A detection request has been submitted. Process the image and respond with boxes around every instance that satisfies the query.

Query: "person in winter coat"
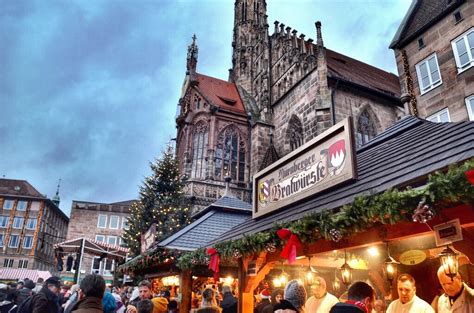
[29,276,61,313]
[71,274,105,313]
[329,281,375,313]
[274,280,307,313]
[220,286,237,313]
[254,289,271,313]
[17,279,35,306]
[63,284,80,313]
[0,288,18,313]
[103,292,117,313]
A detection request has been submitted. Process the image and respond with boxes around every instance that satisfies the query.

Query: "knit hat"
[44,276,61,288]
[260,289,271,299]
[284,280,307,310]
[152,297,169,313]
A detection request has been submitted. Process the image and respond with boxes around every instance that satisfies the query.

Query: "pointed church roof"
[326,49,401,99]
[194,73,247,115]
[259,143,279,171]
[389,0,464,49]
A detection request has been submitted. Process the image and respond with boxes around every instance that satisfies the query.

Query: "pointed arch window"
[214,127,246,182]
[287,115,304,151]
[192,123,208,179]
[356,109,377,147]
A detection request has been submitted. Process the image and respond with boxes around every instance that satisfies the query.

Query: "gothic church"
[175,0,405,211]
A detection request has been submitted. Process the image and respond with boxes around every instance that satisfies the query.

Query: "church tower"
[231,0,271,117]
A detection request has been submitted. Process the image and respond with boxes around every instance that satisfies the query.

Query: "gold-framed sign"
[253,117,357,218]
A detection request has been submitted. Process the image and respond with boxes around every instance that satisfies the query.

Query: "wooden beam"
[179,270,192,313]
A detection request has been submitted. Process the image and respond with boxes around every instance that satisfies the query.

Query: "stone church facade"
[176,0,406,211]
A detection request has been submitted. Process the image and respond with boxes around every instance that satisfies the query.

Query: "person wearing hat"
[274,280,307,313]
[151,297,168,313]
[255,288,271,313]
[30,276,61,313]
[197,288,221,313]
[305,277,338,313]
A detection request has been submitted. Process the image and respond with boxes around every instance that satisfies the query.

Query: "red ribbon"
[465,170,474,186]
[207,248,220,282]
[277,228,301,264]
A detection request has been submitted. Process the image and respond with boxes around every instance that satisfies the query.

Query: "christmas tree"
[123,146,191,256]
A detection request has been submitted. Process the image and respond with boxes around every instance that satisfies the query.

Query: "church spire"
[186,34,198,75]
[52,178,61,207]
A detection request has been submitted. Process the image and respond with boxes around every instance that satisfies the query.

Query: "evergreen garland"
[123,159,474,272]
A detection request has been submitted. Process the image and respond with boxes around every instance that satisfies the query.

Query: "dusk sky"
[1,0,411,216]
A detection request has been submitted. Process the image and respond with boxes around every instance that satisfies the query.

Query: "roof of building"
[0,179,44,198]
[0,178,69,221]
[72,199,135,213]
[216,117,474,242]
[389,0,464,49]
[259,143,280,171]
[326,49,401,99]
[158,195,252,251]
[194,73,247,115]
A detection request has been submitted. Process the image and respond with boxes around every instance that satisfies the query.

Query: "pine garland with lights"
[176,159,474,269]
[122,146,192,256]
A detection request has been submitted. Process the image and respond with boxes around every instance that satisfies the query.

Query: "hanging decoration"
[329,229,343,242]
[465,169,474,185]
[412,199,436,223]
[277,228,302,264]
[265,242,277,253]
[233,249,243,259]
[207,247,220,282]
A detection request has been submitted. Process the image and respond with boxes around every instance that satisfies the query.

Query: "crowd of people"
[0,265,473,313]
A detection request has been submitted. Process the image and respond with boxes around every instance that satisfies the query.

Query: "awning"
[54,237,129,261]
[0,269,51,282]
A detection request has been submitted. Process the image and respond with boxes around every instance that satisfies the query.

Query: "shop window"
[0,216,8,228]
[415,53,442,94]
[16,201,27,211]
[192,122,208,179]
[287,115,304,151]
[8,235,19,248]
[356,109,377,147]
[18,259,28,269]
[97,215,107,228]
[3,259,14,268]
[451,28,474,73]
[427,108,450,123]
[466,95,474,121]
[3,200,13,210]
[26,218,37,230]
[23,236,33,249]
[109,215,119,229]
[12,217,24,229]
[214,126,246,182]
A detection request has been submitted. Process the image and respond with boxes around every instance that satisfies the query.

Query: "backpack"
[16,297,32,313]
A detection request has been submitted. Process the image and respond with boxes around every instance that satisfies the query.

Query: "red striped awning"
[0,268,51,281]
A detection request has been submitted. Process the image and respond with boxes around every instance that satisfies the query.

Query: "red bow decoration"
[277,228,301,264]
[207,248,220,282]
[465,170,474,186]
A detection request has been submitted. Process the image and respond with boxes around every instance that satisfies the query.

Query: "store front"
[195,116,474,312]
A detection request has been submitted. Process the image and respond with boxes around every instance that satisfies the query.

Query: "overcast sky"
[1,0,411,216]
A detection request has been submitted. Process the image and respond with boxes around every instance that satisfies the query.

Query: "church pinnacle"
[52,178,61,207]
[186,34,198,75]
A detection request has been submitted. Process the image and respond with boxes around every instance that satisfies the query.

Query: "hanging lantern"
[340,250,352,286]
[306,256,315,284]
[439,246,459,281]
[273,277,282,288]
[279,269,289,286]
[384,242,399,284]
[332,279,341,293]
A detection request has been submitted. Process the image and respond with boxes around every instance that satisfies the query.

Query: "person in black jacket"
[30,276,61,313]
[220,286,237,313]
[329,281,375,313]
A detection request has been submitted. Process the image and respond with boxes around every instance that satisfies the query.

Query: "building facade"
[62,200,132,283]
[0,179,68,274]
[176,0,405,211]
[390,0,474,122]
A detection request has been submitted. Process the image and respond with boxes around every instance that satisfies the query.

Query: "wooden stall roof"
[216,117,474,242]
[157,195,252,251]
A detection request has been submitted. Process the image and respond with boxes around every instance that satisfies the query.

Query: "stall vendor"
[437,266,474,313]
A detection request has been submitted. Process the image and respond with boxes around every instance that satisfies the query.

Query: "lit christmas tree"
[123,146,191,256]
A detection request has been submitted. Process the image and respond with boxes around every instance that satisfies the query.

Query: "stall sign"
[141,223,156,253]
[433,219,463,247]
[399,250,427,265]
[253,118,357,218]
